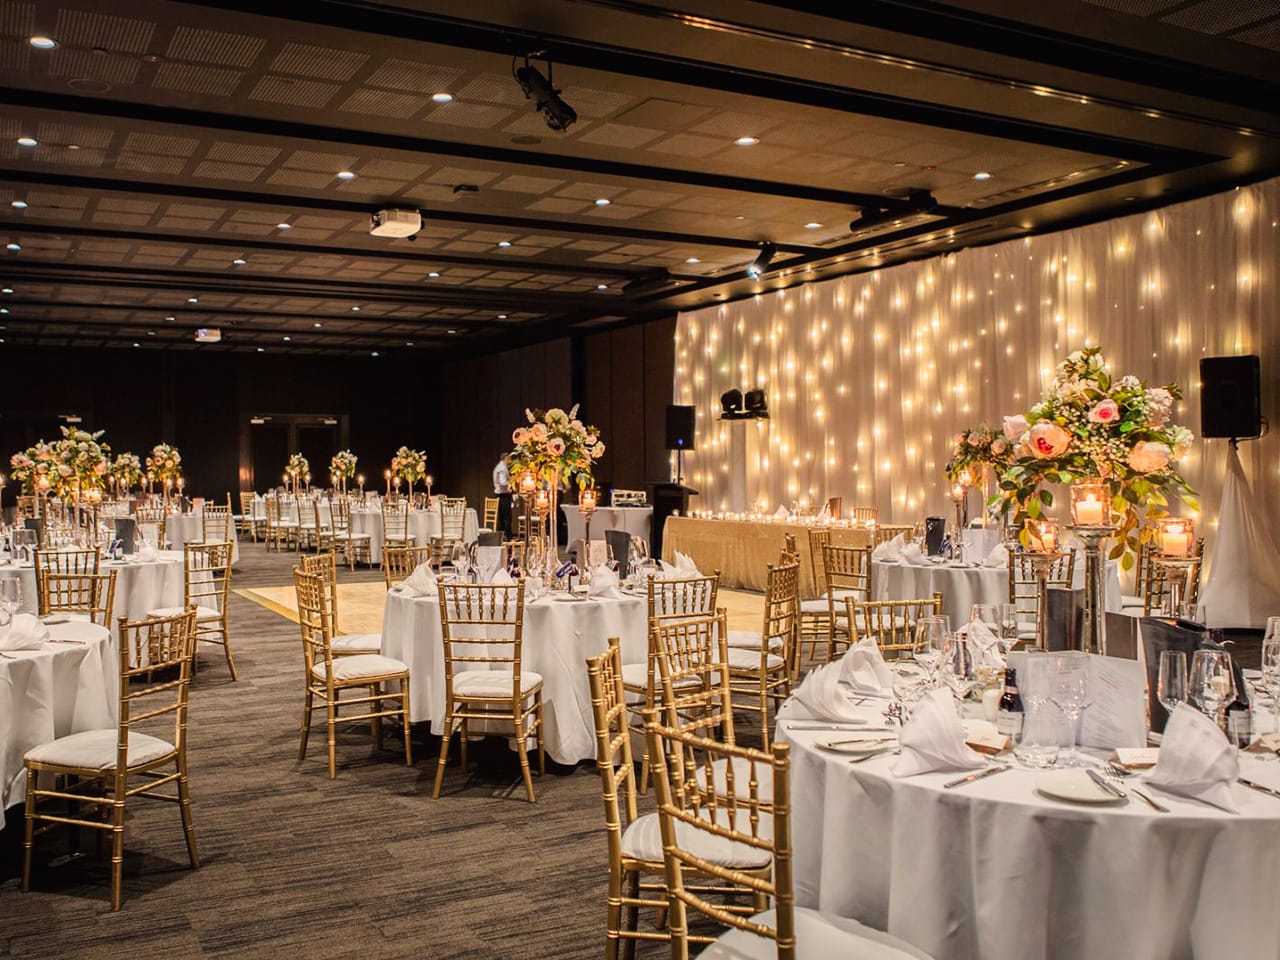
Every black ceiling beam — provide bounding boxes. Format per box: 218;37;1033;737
1;217;639;281
169;0;1218;166
0;169;822;256
0;87;920;211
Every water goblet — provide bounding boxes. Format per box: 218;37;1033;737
1049;651;1089;767
940;636;977;703
0;578;23;625
1013;650;1060;768
1189;648;1235;731
1260;638;1280;735
1157;649;1188;718
912;615;950;679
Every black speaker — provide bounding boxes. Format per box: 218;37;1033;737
1200;355;1261;438
665;405;696;451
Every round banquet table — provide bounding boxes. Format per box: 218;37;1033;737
350;507;479;564
561;505;654;548
0;620;117;811
872;557;1122;626
775;700;1280;960
161;512;240;564
381;587;647;763
0;552;185;642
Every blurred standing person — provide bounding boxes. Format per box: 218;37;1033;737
493;453;512;534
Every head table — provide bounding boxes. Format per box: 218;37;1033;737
0;620;116;810
775;697;1280;960
380;586;646;764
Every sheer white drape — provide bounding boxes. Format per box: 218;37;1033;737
675;178;1280;549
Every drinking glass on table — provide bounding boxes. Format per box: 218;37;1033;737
940;636;977;703
1260;638;1280;734
1189;648;1235;730
1049;651;1089;767
449;542;470;582
890;659;931;711
912;615;950;678
1157;650;1188;718
0;578;23;626
1013;650;1059;767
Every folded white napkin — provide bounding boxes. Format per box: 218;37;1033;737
791;662;868;722
983;543;1008;568
0;613;49;651
588;564;622;599
1146;703;1240;812
872;533;906;562
901;543;932;566
840;635;894;696
474;546;503;581
892;688;986;777
491;569;514;585
964;619;1005;669
398;562;438;597
674;551;700;574
137;542;158;562
773;506;789;520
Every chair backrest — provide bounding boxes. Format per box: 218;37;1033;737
652;610;734;744
849;593;943;659
298;551;345;631
780;533;800;566
382;499;410;539
183;541;233;613
440;499;467;541
117;607;199;766
239;491;256;514
585;637;640;872
40;570;118;624
875;523;914;546
646;718;787;959
293;566;335;679
807;527;831;596
34;547;100;583
202;504;233;543
502;539;525;573
647;572;719;622
329;496;352;531
821;543;871;600
1008;548;1075;631
437;582;526;694
383;544;431;588
16;495;37;519
759;560;800;658
483;497;499;530
851;505;879;524
1144;538;1206;615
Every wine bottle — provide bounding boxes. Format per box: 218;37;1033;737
1226;677;1252;748
997;667;1024;738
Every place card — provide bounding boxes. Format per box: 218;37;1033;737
962;719;1011;755
1080;654;1147;749
1110;747;1160;768
1245;732;1280;756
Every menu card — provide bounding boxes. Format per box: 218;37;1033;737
1080;654;1146;749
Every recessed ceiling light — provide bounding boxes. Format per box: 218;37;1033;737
16;137;36;147
187;296;198;303
804;222;822;229
1;288;11;294
282;336;291;341
431;93;453;103
165;315;174;321
313;321;322;328
371;351;380;357
350;305;360;311
497;314;508;320
232;258;246;266
257;347;265;353
336;170;356;180
447;329;457;335
428;271;440;278
66;144;79;151
686;257;701;264
6;243;20;251
147;330;155;335
0;339;5;344
596;283;609;290
28;36;57;49
0;308;8;315
132;342;140;348
973;171;992;180
276;222;291;230
594;198;611;206
10;200;28;209
734;136;759;146
406;341;415;346
497;240;512;248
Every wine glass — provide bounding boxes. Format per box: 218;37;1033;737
999;603;1020;650
1049;651;1089;767
891;659;930;710
449;542;470;582
1156;650;1188;719
940;636;977;703
1013;650;1059;768
0;578;23;625
912;615;950;678
1260;637;1280;735
1189;648;1235;730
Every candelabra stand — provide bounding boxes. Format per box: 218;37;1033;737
1065;524;1117;655
1027;550;1068;650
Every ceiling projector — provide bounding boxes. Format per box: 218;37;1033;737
369;209;422;238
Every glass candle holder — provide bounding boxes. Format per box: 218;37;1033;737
1157;517;1194;557
1070;479;1110;526
1024;518;1060;553
580;488;597;513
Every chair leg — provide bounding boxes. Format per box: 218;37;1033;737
535;695;546;776
371;684;384;751
110;787;127;912
516;718;536;803
432;711;454;798
400;680;413;767
177;757;200;869
21;768;36;892
220;622;239;682
459;718;469;772
606;864;625;960
326;697;338;780
298;688;314;761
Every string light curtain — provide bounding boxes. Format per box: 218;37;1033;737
674;177;1280;539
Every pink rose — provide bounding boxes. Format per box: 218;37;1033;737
1002;415;1029;442
1028;422;1070;458
991;439;1007;455
512;427;529;445
1087;399;1120;424
530;424;547;442
1128;441;1171;473
547;437;566;456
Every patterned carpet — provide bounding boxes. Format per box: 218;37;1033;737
1;541;765;959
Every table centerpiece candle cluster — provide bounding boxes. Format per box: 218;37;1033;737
146;443;183;503
330;450;357;495
390;446;427;498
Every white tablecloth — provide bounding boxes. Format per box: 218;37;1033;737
162;512;240;564
0;620;116;810
0;552;185;642
872;558;1122;626
562;505;654;547
381;587;647;763
351;508;479;564
776;699;1280;960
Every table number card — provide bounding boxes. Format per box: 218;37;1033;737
1080;654;1147;748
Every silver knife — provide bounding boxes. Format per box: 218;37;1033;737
1086;768;1127;800
1238;777;1280;800
944;766;1009;789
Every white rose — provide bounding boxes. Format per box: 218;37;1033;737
1128;441;1172;474
1002;415;1028;442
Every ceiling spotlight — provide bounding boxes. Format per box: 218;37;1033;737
497;314;508;320
371;351;380;357
0;308;8;315
232;258;246;266
28;36;57;49
973;171;992;181
11;200;28;209
165;315;175;321
276;222;291;230
132;342;140;348
1;288;12;294
6;243;20;251
187;296;199;303
428;271;440;278
734;136;760;146
596;283;609;291
282;336;291;341
514;55;577;131
804;222;822;229
594;198;611;206
314;321;322;328
497;240;512;248
431;92;453;103
448;329;458;335
350;305;361;311
257;347;265;353
16;137;36;148
746;242;776;279
686;257;701;264
336;170;356;180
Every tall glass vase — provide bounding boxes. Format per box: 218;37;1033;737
543;470;560;581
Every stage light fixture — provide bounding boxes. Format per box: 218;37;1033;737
721;389;745;419
746;242;776;279
744;388;769;418
514;55;577;132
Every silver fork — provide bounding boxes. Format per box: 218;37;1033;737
1105;764;1168;812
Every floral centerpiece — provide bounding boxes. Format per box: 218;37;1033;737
330;450;357;481
147;443;183;490
390;447;427;492
509;404;605;490
945;424;1014;483
51;426;110;498
112;452;143;492
9;442;53;494
996;347;1196;566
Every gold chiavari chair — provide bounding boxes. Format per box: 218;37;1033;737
430;498;468;568
1121;536;1156;613
433;580;544;802
16;495;37;520
201;499;234;544
875;523;914;546
263;494;298;552
796;528;832;671
39;570;118;625
727;559;799;745
147;541;237;680
381;498;415;561
820;543;873;660
298;552;381;656
622;573;720;792
503;538;525;574
1144;538;1206;615
1008;548;1076;641
780;533;801;566
294;495;320;553
848;593;943;661
383;543;431;588
135;503;165;548
34;546;99;582
851;505;879;524
294;567;412;779
22;607;200;911
237;491;260;542
327;496;372;569
646;717;930;959
482;496;499;531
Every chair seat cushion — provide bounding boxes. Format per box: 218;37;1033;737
699;907;935;959
147;604;221;621
311;653;407;682
384;534;416;543
1120;594;1144;609
25;729;174;771
621;810;772;870
332;633;381;654
453;669;542;699
726;647;785;671
336;531;372;541
726;629;783;650
620;661;701;694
